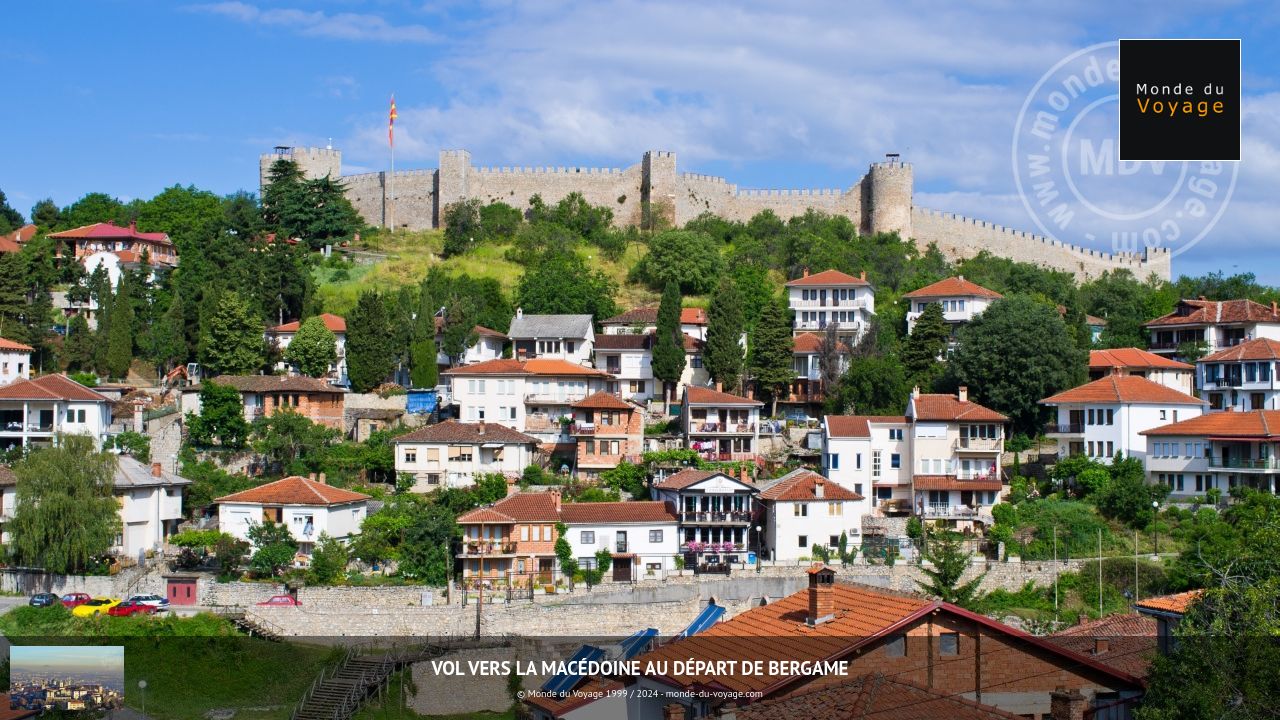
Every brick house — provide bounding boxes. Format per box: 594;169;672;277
181;375;346;429
682;385;763;462
456;492;563;587
569;391;644;479
392;420;539;491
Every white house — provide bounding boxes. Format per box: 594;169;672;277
785;269;875;345
1042;375;1205;463
758;469;865;562
1144;298;1280;358
779;332;849;421
112;456;189;558
600;306;709;341
906;388;1008;528
682;385;763;462
0;337;32;386
460;326;507;365
0;374;111;451
392;420;539;491
1089;348;1195;395
559;501;680;581
822;414;911;512
1197;338;1280;411
651;468;757;560
216;475;370;555
903;276;1003;339
507;310;595;365
593;334;654;403
266;313;348;386
1141;410;1280;498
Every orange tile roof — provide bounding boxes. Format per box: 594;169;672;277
735;673;1023;720
759;469;863;501
571;391;634;410
0;374;108;402
559;501;678;525
785;269;870;287
0;697;39;720
1047;614;1158;678
602;307;708;325
792;332;849;354
270;313;347;334
1040;375;1204;406
0;236;21;254
912;475;1003;491
442;358;610;377
911;393;1007;422
474;325;507;339
653;468;731;490
1090;348;1193;370
594;334;651;351
1200;337;1280;362
0;336;34;352
1135;589;1203;615
4;224;37;244
1144;299;1280;328
524;358;612;376
685;385;762;406
902;276;1003;299
457;492;561;524
215;476;370;506
393;420;538;445
682;333;704;352
442;358;528;375
524;678;623;716
1140;410;1280;438
824;415;908;438
49;221;172;245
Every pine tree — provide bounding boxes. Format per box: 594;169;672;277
63;314;94;371
346;291;396;393
750;297;794;416
150;292;188;372
902;301;949;388
651;281;686;413
916;531;985;607
106;277;135;379
0;253;27;340
409;304;439;389
704;277;744;392
199;291;265;376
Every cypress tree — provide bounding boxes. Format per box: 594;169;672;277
749;297;794;417
346;291;396;393
901;301;949;388
704;277;744;392
651;281;686;414
105;277;134;379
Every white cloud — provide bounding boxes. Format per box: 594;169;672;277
187;2;439;43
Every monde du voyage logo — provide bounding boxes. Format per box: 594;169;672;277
1013;40;1240;259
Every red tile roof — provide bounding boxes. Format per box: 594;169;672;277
392;420;538;445
457;492;561;524
270;313;346;334
902;276;1003;299
0;236;19;254
685;385;762;406
735;673;1023;720
1140;410;1280;438
0;336;34;352
4;224;38;244
524;678;623;716
1047;614;1158;678
653;468;735;490
215;476;369;506
205;375;345;394
785;269;870;287
49;221;172;245
1040;375;1204;406
571;391;634;410
792;332;849;354
594;334;652;351
912;474;1003;491
0;697;39;720
558;500;678;524
1135;589;1203;615
1090;348;1193;370
474;325;507;339
1143;299;1280;328
911;393;1007;422
601;307;708;325
1199;337;1280;362
759;469;863;501
682;333;704;352
0;374;108;402
824;415;908;438
443;358;610;377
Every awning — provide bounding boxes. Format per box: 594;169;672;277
481;442;506;449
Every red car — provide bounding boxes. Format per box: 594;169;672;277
107;599;159;617
257;595;301;607
60;593;92;608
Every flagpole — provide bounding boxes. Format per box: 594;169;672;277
388;93;396;232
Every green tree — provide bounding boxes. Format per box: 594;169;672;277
307;533;349;584
901;301;948;387
515;249;617;319
949;296;1085;435
247;521;298;577
105;278;134;379
199;291;265;376
750;297;794;416
600;462;649;500
63;314;94;371
633;230;724;294
0;190;25;233
442;199;484;257
284;316;337;377
7;435;121;574
409;335;439;389
149;292;188;372
479;201;523;241
30;198;61;230
826;355;909;415
346;291;396;392
59;192;128;229
916;531;985;607
704;277;744;392
1095;454;1168;528
651;281;686;412
250;409;339;473
554;522;578;581
186;380;250;449
136;184;224;244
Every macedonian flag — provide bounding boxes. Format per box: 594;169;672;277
389;95;398;147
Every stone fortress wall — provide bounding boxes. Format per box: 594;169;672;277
259;146;1171;282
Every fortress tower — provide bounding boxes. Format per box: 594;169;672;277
258;146;342;191
862;156;913;238
641;150;678;228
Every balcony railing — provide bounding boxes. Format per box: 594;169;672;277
923;504;982;519
955;437;1002;451
0;422;53;433
690;422;756;434
524;392;589;404
695;451;758;462
460;540;518;555
569;423;595;435
1206;457;1280;470
680;511;753;525
1147;341;1182;350
1044;423;1084;435
791;298;869;309
954;471;1001;482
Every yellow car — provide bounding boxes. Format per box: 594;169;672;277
71;597;122;617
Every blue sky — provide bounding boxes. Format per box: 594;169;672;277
11;645;123;672
3;1;1277;281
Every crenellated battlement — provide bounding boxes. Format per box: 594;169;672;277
472;165;626;175
734;187;846;198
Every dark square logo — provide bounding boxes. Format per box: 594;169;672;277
1120;39;1240;161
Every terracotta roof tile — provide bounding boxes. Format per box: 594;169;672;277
3;224;38;244
824;415;908;438
1135;589;1203;615
524;678;622;716
205;375;346;394
736;673;1023;720
0;465;15;487
653;468;724;490
1040;375;1204;406
1047;614;1158;678
393;420;538;445
571;391;634;410
524;358;611;376
1140;410;1280;438
1143;299;1280;328
49;221;172;245
759;469;863;501
1090;348;1193;370
601;307;708;325
593;334;652;351
442;358;529;375
270;313;347;334
913;474;1003;491
902;276;1003;299
457;492;561;524
442;357;610;377
474;325;507;339
682;333;704;352
0;374;109;402
216;476;369;506
792;332;849;354
0;336;34;352
785;269;870;287
911;394;1007;422
1199;337;1280;362
685;385;762;406
559;501;678;524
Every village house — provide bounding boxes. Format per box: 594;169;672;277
822;414;912;513
569;392;644;479
650;468;758;568
506;310;594;365
265;313;348;386
785;269;875;345
1136;590;1202;655
906;387;1007;528
559;500;680;582
1046;612;1159;682
758;469;866;562
392;420;539;491
0;337;32;386
429;315;508;368
1143;298;1280;358
1141;410;1280;497
111;456;190;559
682;385;763;462
1089;347;1195;394
600;306;708;341
0;374;111;451
456;491;562;587
592;334;654;403
48;221;177;285
181;375;346;429
1041;375;1205;463
1197;337;1280;411
903;275;1003;342
779;331;848;421
216;475;370;555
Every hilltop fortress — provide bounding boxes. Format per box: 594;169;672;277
260;146;1170;282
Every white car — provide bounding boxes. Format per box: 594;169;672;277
128;594;170;609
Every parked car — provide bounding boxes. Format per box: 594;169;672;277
127;594;170;609
256;595;301;607
28;593;59;608
108;599;159;617
60;593;92;608
71;598;122;617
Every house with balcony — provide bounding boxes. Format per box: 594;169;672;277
1141;410;1280;498
1143;298;1280;358
180;375;346;429
49;221;178;286
266;313;348;386
393;420;539;491
1089;348;1195;395
1197;338;1280;411
651;468;758;569
822;415;911;514
594;334;654;403
758;469;865;562
456;491;563;587
216;475;370;555
569;392;644;480
785;269;875;345
507;309;594;365
0;337;32;386
0;374;111;451
906;387;1007;528
112;456;190;558
560;501;680;581
903;276;1003;342
779;332;848;421
682;385;763;462
601;306;708;341
1042;375;1205;463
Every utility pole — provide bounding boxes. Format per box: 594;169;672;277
1053;526;1058;615
475;521;483;640
1134;529;1140;604
1098;528;1103;617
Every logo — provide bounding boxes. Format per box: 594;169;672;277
1012;41;1238;258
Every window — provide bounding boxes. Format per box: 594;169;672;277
1088;409;1095;425
830;535;840;547
403;450;417;463
690;355;703;368
427;474;440;485
649;529;663;543
1107;441;1114;456
797;535;808;548
872;451;881;478
890;453;901;469
794;504;808;517
580;531;595;544
1160;409;1167;420
542;525;552;541
854;483;863;495
884;634;906;657
828;502;843;516
889;428;904;440
520;526;529;541
830;453;839;469
1106;409;1114;425
940;632;959;656
856;453;862;469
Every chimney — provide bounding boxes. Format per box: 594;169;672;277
715;381;723;392
1198;295;1207;301
309;473;317;481
1093;637;1109;655
739;464;750;485
806;564;836;626
1049;687;1087;720
814;478;824;499
550;490;562;511
746;388;754;400
958;386;968;403
133;401;145;434
662;704;686;720
318;473;327;485
859;270;867;282
912;385;921;399
802;268;809;278
1272;301;1277;315
150;462;162;478
516;307;524;319
478;419;486;436
958;275;964;281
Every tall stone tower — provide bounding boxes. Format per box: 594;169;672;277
259;146;342;191
436;149;472;226
863;156;913;238
641;150;678;228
